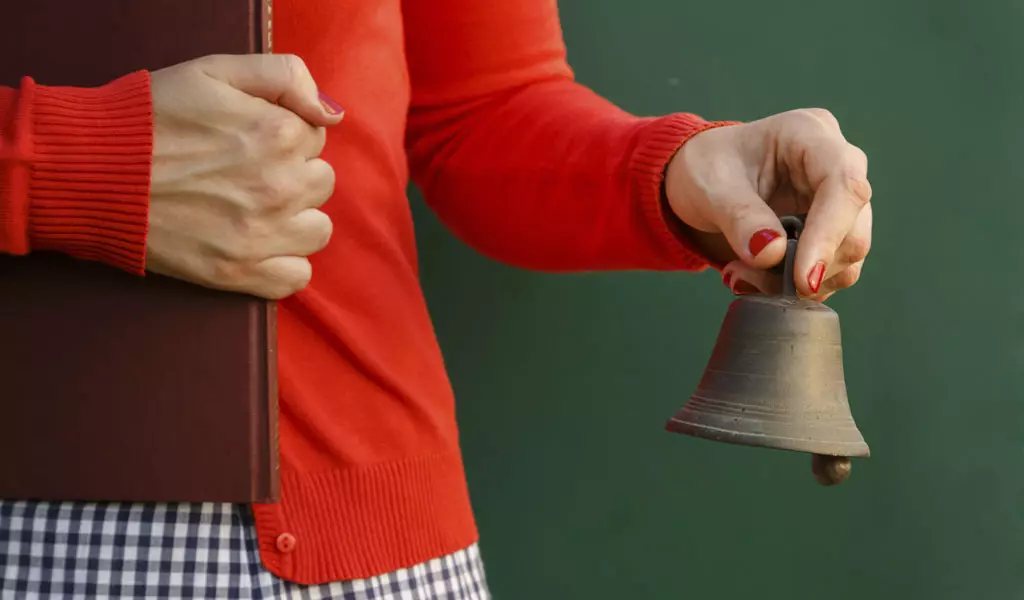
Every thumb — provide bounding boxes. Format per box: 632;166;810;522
711;188;787;270
199;54;343;126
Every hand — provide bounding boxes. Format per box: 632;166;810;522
146;54;344;299
665;109;872;301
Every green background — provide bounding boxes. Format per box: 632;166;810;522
412;1;1024;598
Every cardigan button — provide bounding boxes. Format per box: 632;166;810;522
275;532;297;554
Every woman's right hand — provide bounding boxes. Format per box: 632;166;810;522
146;54;344;299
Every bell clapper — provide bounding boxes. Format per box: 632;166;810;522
811;454;852;486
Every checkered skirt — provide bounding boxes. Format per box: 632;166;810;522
0;501;490;600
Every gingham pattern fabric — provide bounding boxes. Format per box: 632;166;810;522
0;501;490;600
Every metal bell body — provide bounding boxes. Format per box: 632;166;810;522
666;294;870;458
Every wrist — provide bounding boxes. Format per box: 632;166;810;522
630;113;738;271
659;121;743;270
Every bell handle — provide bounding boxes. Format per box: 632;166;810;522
778;214;806;298
782;239;798;297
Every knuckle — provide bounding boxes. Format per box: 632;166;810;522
834;263;864;289
847;144;869;171
206;256;245;287
287;260;314;293
238;221;273;259
801;107;840;130
310;159;337;201
717;194;759;222
258;113;306;152
215;211;275;262
843;235;872;263
280;54;310;80
258;258;312;300
192;54;226;71
840;145;869;176
840;174;873;207
260;258;313;299
322;160;337;190
293;161;335;210
313;212;334;252
257;171;300;209
214;236;252;264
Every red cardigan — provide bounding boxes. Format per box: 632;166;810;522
0;0;727;585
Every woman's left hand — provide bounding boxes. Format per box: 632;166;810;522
664;108;872;301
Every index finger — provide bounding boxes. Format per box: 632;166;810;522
795;143;872;296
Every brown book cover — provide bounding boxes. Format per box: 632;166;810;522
0;0;280;503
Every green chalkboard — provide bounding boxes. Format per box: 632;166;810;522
412;0;1024;598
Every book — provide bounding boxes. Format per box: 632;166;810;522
0;0;279;503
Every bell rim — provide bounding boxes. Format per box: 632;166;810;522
665;416;871;458
729;293;837;313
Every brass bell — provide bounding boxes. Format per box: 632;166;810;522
666;215;869;485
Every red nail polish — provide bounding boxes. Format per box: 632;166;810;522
748;229;781;257
808;261;826;293
318;91;344;116
722;272;732;287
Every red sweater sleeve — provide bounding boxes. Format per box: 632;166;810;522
0;72;152;274
403;0;733;272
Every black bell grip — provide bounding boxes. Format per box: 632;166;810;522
769;213;808;279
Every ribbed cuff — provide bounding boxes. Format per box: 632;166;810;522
252;450;479;584
630;113;739;271
0;86;31;255
26;72;153;275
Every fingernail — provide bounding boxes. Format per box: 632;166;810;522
748;229;782;258
808;261;826;293
318;91;344;116
722;271;732;288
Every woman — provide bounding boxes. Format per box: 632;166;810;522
0;1;872;598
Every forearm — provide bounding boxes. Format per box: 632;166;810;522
407;78;729;272
0;72;153;274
